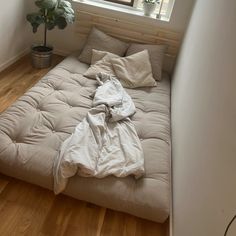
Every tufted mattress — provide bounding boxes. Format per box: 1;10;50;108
0;55;171;223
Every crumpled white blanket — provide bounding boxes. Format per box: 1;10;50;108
53;73;144;194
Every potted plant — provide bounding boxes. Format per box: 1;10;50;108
26;0;75;69
143;0;160;17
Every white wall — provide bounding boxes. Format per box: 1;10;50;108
171;0;236;235
0;0;195;71
0;0;193;72
32;0;195;55
0;0;33;71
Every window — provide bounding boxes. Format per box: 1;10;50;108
104;0;174;19
77;0;175;21
136;0;172;16
105;0;134;6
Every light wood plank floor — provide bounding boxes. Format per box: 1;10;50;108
0;55;168;236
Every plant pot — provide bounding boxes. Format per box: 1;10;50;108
31;45;53;69
143;2;157;17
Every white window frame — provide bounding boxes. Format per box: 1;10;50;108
75;0;175;21
105;0;135;7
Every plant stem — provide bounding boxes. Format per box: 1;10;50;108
44;9;47;47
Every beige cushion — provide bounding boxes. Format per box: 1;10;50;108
111;50;157;88
126;43;167;81
84;50;119;79
78;27;129;64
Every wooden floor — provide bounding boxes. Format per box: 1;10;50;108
0;55;168;236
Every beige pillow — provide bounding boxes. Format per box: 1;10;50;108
126;43;167;81
111;50;157;88
84;50;119;79
78;27;129;64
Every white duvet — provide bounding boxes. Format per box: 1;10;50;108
53;73;144;194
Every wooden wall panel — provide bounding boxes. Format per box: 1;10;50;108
76;10;182;58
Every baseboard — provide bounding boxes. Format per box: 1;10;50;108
0;48;30;72
0;48;71;72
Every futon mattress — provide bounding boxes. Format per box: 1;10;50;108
0;55;171;223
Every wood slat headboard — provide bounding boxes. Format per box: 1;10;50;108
76;10;182;72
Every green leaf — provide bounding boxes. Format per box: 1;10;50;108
55;16;67;29
54;8;65;16
32;23;40;33
35;0;57;9
46;21;56;30
59;1;72;8
62;12;74;23
26;13;45;33
63;6;74;14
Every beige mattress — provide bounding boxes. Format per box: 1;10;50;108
0;55;171;223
